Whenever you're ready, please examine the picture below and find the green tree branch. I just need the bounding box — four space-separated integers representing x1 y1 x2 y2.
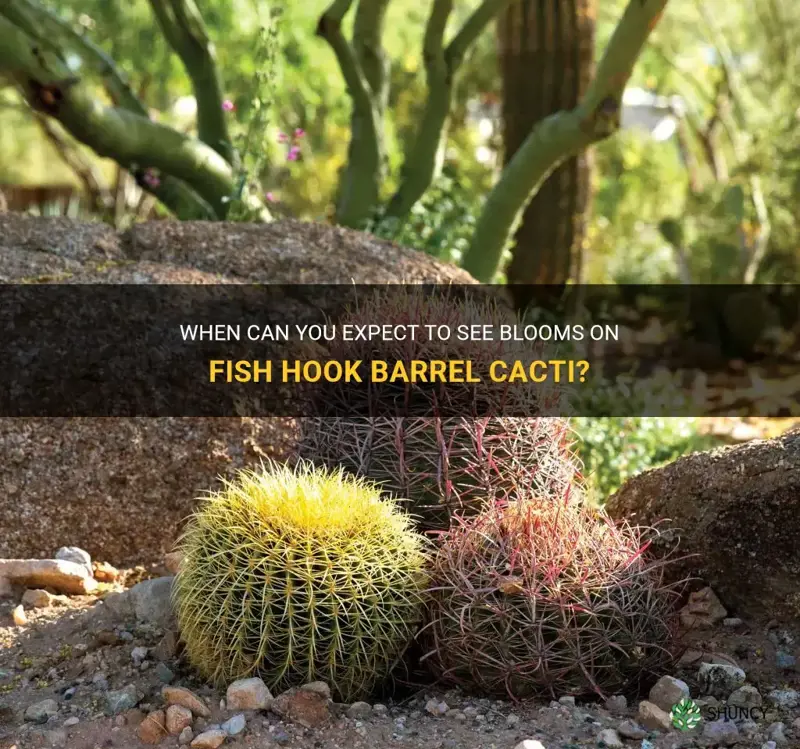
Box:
461 0 670 281
7 0 217 219
384 0 514 222
317 0 386 227
147 0 235 167
0 7 234 217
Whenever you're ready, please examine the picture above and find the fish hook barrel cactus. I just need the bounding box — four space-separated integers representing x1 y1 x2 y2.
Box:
173 461 430 702
300 415 579 531
421 495 682 700
299 286 579 531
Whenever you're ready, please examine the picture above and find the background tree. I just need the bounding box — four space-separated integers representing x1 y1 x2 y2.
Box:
498 0 597 301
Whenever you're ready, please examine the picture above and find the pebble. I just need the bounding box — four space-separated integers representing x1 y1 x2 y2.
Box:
24 698 59 724
63 717 80 727
155 662 175 683
347 701 372 719
222 713 246 736
514 742 547 749
166 704 193 735
21 589 53 609
506 713 520 727
762 742 778 749
55 546 92 572
728 685 763 708
301 681 331 699
767 689 799 709
638 700 672 731
596 728 623 748
604 695 627 714
12 604 27 626
649 675 690 712
701 719 740 746
137 709 167 745
723 617 743 628
767 721 787 745
697 662 746 698
425 698 449 716
105 685 139 715
226 676 273 710
617 720 647 740
131 646 149 665
179 726 194 744
162 686 212 718
190 728 227 748
558 695 576 707
372 703 388 715
776 651 797 670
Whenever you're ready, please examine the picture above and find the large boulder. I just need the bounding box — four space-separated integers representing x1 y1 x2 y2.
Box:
0 215 475 565
606 430 800 622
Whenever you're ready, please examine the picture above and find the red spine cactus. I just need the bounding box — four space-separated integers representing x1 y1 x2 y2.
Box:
421 495 682 699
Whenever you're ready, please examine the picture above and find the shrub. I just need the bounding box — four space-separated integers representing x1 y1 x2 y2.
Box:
174 461 429 702
421 495 681 700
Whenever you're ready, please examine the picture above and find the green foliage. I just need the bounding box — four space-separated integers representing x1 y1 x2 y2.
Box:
363 169 482 264
174 461 429 701
423 497 680 699
574 417 718 503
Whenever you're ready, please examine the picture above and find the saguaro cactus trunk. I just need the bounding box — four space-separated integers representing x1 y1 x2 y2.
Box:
498 0 596 299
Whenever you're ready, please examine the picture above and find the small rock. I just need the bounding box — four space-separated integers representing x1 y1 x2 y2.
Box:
222 713 246 736
162 686 211 718
425 698 449 716
514 742 547 749
347 702 372 720
106 685 139 715
166 704 194 735
129 576 174 628
767 689 799 709
762 742 778 749
723 618 743 628
44 729 68 747
0 558 97 595
164 551 183 575
12 604 27 626
597 728 623 748
373 704 388 716
697 662 746 698
155 662 174 683
22 589 53 609
701 719 739 746
506 714 520 727
638 700 672 731
728 685 762 709
271 686 331 728
300 681 331 700
649 675 691 712
93 561 119 582
55 546 92 572
63 717 80 727
604 695 627 714
617 720 647 740
24 698 58 724
191 728 226 748
767 722 787 745
153 630 178 661
178 726 194 745
114 714 126 727
131 646 149 665
679 586 728 629
226 677 273 711
558 695 576 707
137 709 167 745
776 651 797 670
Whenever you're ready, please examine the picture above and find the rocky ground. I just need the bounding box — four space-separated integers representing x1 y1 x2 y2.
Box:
0 552 798 749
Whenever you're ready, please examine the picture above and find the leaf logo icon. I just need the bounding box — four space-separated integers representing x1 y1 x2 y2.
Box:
670 697 702 730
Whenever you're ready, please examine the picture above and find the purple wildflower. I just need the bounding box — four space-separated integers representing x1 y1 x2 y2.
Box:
222 99 235 112
265 191 278 203
287 145 301 162
277 131 288 143
294 128 305 138
142 169 161 189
